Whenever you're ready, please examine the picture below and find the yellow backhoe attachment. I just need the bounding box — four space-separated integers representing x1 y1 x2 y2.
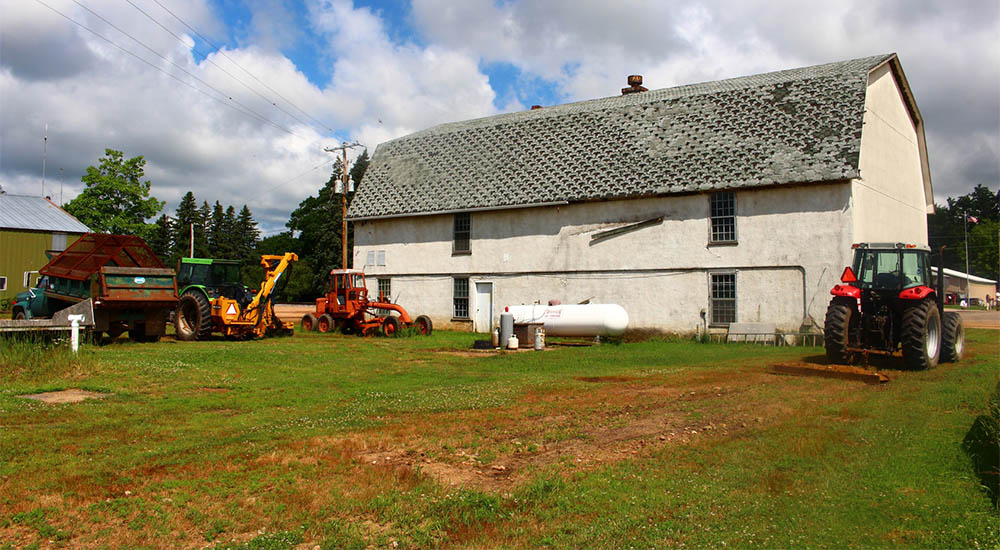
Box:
212 253 298 339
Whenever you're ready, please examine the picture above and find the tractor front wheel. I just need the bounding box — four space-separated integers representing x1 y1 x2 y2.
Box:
414 315 433 336
824 299 853 364
941 311 965 363
382 316 401 337
317 314 335 333
301 313 318 331
175 292 212 341
901 300 941 370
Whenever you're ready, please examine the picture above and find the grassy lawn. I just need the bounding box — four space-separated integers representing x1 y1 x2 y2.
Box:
1 328 997 549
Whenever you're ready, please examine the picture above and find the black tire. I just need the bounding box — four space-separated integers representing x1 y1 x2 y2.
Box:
824 300 853 364
317 314 335 333
901 300 941 370
129 323 158 343
12 310 26 320
382 316 401 337
941 312 965 363
301 313 318 331
414 315 433 336
175 292 212 341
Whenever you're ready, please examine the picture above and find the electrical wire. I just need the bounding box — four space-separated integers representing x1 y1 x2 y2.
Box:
124 0 323 134
148 0 335 134
37 0 309 141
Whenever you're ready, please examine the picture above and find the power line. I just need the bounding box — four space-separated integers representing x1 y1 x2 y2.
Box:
148 0 334 134
39 0 309 141
124 0 323 134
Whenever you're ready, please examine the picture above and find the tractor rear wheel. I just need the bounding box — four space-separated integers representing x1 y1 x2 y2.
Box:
901 300 941 370
941 311 965 363
317 314 335 333
824 299 853 364
301 313 318 331
414 315 433 336
382 316 401 337
175 292 212 341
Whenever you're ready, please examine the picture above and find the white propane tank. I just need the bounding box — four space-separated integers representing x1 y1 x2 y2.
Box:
504 303 629 337
507 334 519 350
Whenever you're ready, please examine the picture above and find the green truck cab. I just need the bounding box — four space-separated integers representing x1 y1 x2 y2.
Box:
9 233 178 341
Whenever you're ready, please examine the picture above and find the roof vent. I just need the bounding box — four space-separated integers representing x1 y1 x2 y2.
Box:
621 75 648 95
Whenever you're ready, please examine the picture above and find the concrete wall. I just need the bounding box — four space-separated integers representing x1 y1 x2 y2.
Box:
851 63 929 244
354 183 855 333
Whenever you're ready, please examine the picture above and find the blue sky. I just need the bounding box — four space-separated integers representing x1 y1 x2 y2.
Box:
1 0 997 235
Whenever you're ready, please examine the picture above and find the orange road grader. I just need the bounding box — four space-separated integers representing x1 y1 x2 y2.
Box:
301 268 432 337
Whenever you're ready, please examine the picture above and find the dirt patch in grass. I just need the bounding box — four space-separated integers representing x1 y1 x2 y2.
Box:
18 389 109 404
338 366 865 492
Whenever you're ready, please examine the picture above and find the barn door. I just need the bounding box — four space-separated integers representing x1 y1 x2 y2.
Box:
474 281 493 333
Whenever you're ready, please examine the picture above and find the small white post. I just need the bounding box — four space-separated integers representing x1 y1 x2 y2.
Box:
68 314 84 353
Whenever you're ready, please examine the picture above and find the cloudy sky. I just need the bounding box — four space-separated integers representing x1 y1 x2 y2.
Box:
1 0 997 235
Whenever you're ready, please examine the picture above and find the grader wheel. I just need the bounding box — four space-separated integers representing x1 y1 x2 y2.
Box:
382 316 401 337
414 315 433 336
301 313 318 332
317 314 336 333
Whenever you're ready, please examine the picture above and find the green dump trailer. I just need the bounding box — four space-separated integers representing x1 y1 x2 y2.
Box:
10 233 178 342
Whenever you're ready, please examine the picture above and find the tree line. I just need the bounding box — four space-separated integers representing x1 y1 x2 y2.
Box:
927 184 999 282
62 148 369 301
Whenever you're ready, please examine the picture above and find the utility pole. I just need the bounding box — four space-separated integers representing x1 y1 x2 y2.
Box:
323 142 362 270
42 124 47 198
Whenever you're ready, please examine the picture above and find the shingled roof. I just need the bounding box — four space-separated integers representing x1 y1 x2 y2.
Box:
347 54 900 221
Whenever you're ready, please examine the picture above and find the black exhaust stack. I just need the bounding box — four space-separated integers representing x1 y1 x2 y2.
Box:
936 246 946 316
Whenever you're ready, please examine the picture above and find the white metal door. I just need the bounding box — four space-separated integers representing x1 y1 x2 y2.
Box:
474 281 493 333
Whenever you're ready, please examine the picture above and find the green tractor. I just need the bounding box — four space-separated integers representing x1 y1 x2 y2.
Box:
174 258 254 341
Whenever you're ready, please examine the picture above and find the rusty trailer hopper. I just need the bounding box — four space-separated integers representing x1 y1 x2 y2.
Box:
39 233 178 341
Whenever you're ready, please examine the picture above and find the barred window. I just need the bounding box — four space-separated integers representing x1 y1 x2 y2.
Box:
710 192 736 243
710 272 737 325
453 277 470 318
454 212 471 254
377 278 391 302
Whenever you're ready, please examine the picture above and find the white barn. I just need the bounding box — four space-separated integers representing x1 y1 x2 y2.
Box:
346 54 933 334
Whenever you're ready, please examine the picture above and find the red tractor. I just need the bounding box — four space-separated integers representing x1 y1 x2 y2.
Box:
824 243 964 369
300 269 432 337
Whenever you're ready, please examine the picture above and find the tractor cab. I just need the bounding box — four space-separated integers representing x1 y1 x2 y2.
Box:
848 243 933 293
328 269 368 311
177 258 251 306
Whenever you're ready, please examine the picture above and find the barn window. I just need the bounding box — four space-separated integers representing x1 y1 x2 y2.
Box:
710 192 736 243
453 277 470 318
377 278 391 302
453 213 471 254
710 272 737 326
0 276 6 291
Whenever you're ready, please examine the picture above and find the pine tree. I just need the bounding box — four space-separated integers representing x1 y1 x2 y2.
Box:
171 191 200 261
148 214 173 263
208 201 228 257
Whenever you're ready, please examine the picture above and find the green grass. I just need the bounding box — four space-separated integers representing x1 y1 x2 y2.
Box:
1 329 997 548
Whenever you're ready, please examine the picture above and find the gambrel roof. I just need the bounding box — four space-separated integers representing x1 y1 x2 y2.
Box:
348 54 908 221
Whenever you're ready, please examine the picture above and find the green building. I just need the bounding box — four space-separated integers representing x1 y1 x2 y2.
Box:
0 194 89 305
